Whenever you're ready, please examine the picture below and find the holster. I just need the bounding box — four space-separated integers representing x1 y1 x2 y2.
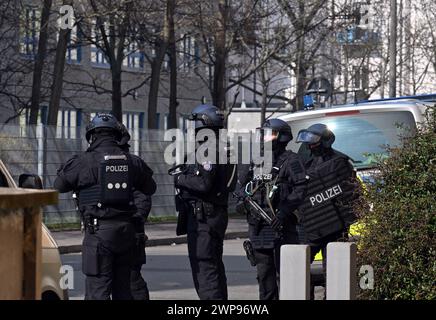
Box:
194 201 215 221
82 234 99 276
176 195 188 236
243 240 257 267
133 232 147 266
83 216 99 234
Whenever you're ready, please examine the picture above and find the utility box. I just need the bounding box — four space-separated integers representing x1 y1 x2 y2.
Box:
0 188 57 300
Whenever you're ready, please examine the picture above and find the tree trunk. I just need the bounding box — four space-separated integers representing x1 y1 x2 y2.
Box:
29 0 53 125
111 63 123 121
213 0 228 110
167 0 177 129
294 32 306 111
213 50 226 110
147 42 168 129
330 0 336 105
388 0 397 97
47 24 70 126
344 51 349 103
147 0 172 129
260 67 268 127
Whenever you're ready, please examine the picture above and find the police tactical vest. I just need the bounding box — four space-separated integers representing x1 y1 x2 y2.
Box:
250 150 293 207
297 155 357 243
100 155 133 206
248 150 294 249
78 154 134 209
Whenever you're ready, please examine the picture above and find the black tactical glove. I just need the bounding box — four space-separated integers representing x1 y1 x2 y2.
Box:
271 215 284 233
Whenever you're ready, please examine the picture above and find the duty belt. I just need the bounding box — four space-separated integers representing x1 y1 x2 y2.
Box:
83 215 132 234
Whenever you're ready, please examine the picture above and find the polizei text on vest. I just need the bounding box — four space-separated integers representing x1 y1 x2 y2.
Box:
310 184 343 206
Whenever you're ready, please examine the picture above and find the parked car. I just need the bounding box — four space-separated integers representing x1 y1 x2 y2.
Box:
0 159 68 300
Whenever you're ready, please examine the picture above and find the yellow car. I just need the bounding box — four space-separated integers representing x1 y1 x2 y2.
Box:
0 159 68 300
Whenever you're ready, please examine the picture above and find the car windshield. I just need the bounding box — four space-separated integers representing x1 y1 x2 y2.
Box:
286 110 416 169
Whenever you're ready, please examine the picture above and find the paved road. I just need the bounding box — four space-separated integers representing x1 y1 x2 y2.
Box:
61 238 324 300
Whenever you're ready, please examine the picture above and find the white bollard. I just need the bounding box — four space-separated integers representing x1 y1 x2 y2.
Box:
280 245 310 300
326 242 357 300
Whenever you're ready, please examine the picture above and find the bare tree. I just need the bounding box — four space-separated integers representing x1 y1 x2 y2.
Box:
275 0 335 110
137 0 175 129
47 0 73 126
417 0 436 86
29 0 52 125
167 0 178 129
189 0 298 116
0 0 31 122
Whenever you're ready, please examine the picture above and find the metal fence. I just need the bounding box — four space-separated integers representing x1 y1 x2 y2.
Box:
0 124 176 226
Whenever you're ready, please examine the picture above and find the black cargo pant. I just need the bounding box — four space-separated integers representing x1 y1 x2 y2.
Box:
308 230 348 299
186 202 228 300
251 223 298 300
82 220 135 300
130 221 149 300
254 248 279 300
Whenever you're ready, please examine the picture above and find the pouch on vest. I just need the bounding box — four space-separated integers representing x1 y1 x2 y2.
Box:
297 156 357 243
99 155 133 206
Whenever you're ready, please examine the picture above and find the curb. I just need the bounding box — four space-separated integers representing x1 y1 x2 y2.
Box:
59 231 248 254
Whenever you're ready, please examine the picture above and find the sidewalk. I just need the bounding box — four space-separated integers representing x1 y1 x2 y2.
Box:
53 218 249 254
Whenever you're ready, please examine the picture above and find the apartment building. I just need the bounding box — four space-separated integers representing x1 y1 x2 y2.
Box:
0 0 211 132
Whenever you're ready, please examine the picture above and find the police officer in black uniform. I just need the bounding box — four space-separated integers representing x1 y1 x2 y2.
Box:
118 123 152 300
296 123 356 299
173 104 236 300
296 123 354 263
237 119 307 300
54 113 156 300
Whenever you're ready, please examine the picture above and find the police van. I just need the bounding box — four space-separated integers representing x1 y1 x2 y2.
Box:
0 159 68 300
277 95 433 279
280 97 431 188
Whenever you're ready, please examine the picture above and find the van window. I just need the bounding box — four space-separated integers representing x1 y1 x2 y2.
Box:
287 111 416 169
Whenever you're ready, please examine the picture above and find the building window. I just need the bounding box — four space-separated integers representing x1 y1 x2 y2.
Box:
122 113 141 130
90 19 109 66
66 24 82 64
56 109 79 138
353 66 361 89
164 113 169 131
181 35 199 71
19 7 40 58
353 66 369 90
123 40 144 69
156 113 160 129
163 53 170 72
17 107 47 125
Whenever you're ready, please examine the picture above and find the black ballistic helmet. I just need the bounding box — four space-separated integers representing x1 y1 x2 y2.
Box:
189 104 224 130
296 123 335 148
86 113 123 142
260 118 293 143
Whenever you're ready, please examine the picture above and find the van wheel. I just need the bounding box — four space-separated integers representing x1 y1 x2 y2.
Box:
41 291 60 300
